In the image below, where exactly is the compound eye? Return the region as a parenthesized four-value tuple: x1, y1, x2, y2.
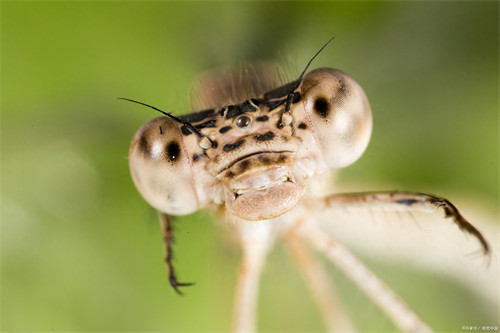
(302, 68, 372, 168)
(235, 115, 252, 129)
(129, 117, 199, 215)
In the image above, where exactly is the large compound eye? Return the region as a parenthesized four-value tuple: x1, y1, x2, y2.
(129, 117, 199, 215)
(301, 68, 372, 168)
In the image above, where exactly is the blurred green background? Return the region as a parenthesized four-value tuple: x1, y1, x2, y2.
(1, 1, 498, 332)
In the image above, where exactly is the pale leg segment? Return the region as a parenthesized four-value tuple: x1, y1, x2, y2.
(302, 221, 433, 333)
(232, 221, 274, 333)
(284, 230, 357, 332)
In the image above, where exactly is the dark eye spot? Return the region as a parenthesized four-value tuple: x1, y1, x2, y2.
(166, 141, 180, 163)
(298, 122, 307, 129)
(236, 115, 251, 128)
(314, 97, 330, 119)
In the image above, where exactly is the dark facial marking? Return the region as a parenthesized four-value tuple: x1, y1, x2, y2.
(267, 99, 285, 111)
(192, 154, 201, 162)
(225, 105, 240, 119)
(256, 115, 269, 122)
(255, 131, 275, 141)
(241, 100, 257, 113)
(239, 159, 251, 172)
(166, 141, 181, 163)
(292, 92, 301, 103)
(314, 97, 330, 119)
(263, 81, 296, 100)
(225, 100, 257, 119)
(298, 122, 307, 129)
(159, 126, 163, 135)
(223, 139, 245, 152)
(250, 98, 262, 105)
(258, 155, 270, 163)
(179, 108, 215, 123)
(219, 126, 232, 133)
(194, 119, 217, 129)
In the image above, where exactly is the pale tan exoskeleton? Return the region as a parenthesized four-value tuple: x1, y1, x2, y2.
(122, 40, 490, 333)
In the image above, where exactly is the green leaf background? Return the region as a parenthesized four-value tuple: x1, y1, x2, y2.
(2, 1, 498, 332)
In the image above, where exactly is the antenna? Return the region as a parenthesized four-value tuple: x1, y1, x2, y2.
(118, 97, 215, 147)
(284, 37, 334, 113)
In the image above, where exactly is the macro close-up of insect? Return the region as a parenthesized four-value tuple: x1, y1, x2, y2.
(2, 2, 498, 333)
(122, 40, 491, 333)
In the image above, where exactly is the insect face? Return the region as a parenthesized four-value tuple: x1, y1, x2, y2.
(128, 67, 372, 221)
(203, 102, 307, 221)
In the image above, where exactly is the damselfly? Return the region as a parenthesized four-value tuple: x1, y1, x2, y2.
(122, 39, 490, 333)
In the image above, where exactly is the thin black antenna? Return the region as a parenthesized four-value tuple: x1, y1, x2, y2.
(284, 37, 334, 113)
(118, 97, 208, 141)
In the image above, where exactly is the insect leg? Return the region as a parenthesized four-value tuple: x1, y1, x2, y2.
(232, 221, 273, 333)
(159, 213, 194, 295)
(318, 191, 490, 257)
(301, 221, 433, 333)
(284, 229, 357, 332)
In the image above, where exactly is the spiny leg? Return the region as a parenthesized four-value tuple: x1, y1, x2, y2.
(284, 229, 357, 333)
(159, 213, 194, 295)
(302, 221, 433, 333)
(232, 221, 273, 333)
(318, 191, 490, 257)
